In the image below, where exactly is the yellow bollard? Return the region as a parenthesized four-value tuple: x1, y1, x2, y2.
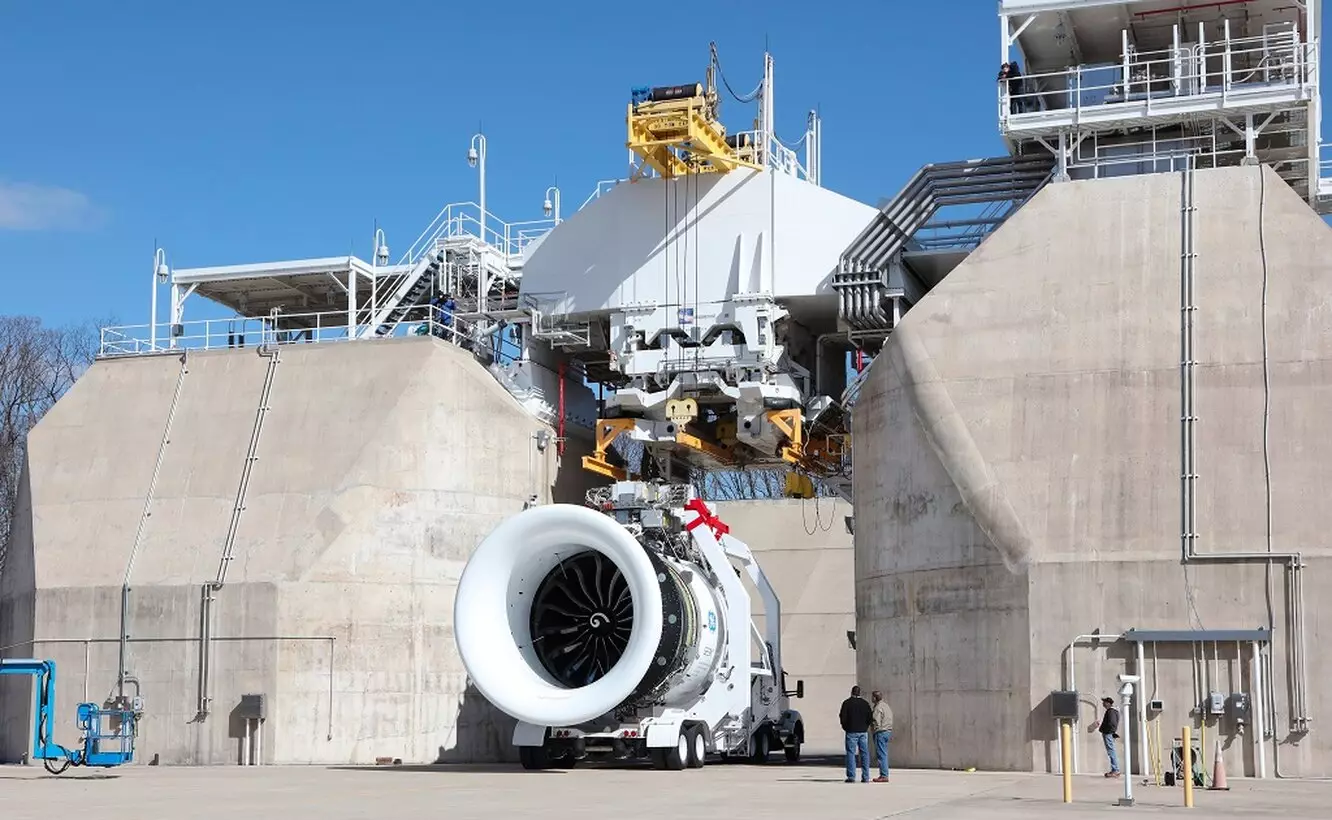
(1182, 726, 1194, 808)
(1060, 720, 1073, 803)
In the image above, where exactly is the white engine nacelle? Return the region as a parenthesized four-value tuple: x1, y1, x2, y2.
(453, 502, 727, 728)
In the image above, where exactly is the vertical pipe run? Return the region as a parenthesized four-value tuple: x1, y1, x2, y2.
(1121, 686, 1135, 805)
(347, 269, 357, 338)
(120, 352, 189, 697)
(1252, 641, 1266, 777)
(557, 360, 567, 457)
(1137, 640, 1149, 777)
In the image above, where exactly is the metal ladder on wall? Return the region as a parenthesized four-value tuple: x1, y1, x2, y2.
(196, 331, 280, 720)
(215, 339, 280, 584)
(117, 350, 191, 696)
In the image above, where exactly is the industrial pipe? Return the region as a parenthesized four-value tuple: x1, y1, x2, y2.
(1, 634, 336, 741)
(119, 352, 189, 697)
(1063, 632, 1123, 775)
(1177, 160, 1312, 740)
(558, 360, 567, 456)
(1136, 640, 1148, 779)
(1252, 640, 1266, 778)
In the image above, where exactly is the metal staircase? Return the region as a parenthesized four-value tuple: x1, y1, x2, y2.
(834, 154, 1055, 333)
(364, 252, 442, 337)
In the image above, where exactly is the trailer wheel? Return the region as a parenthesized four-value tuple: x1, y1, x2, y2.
(654, 730, 687, 770)
(784, 738, 802, 763)
(519, 745, 550, 770)
(750, 728, 770, 764)
(686, 725, 706, 769)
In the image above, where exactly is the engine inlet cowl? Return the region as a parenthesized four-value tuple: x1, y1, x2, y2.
(453, 504, 665, 726)
(454, 503, 726, 728)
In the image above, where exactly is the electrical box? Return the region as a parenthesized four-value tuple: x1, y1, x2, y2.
(1051, 690, 1080, 719)
(1228, 692, 1250, 719)
(1148, 699, 1164, 713)
(1207, 691, 1225, 716)
(238, 693, 267, 721)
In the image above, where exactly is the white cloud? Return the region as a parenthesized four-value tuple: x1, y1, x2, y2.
(0, 180, 100, 231)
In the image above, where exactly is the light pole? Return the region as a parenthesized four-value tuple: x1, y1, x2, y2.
(373, 228, 389, 266)
(151, 247, 169, 350)
(543, 185, 562, 225)
(467, 132, 487, 311)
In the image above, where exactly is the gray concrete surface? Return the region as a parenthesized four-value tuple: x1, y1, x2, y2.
(854, 165, 1332, 776)
(717, 498, 856, 753)
(0, 336, 598, 766)
(2, 762, 1330, 819)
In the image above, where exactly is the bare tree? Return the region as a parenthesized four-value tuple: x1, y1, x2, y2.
(608, 434, 819, 502)
(0, 315, 98, 554)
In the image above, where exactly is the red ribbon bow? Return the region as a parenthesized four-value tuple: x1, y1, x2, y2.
(683, 497, 730, 540)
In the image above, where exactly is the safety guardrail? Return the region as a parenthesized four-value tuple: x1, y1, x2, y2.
(98, 305, 501, 359)
(1000, 30, 1313, 125)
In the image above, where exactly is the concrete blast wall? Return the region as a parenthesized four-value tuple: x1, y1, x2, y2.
(716, 498, 855, 754)
(854, 165, 1332, 776)
(0, 337, 597, 765)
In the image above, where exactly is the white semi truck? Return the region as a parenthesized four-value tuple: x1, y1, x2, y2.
(453, 481, 806, 770)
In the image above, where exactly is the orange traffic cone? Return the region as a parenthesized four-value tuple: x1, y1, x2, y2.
(1208, 739, 1229, 791)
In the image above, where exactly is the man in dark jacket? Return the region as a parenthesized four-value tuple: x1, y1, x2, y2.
(1099, 696, 1121, 777)
(839, 685, 874, 783)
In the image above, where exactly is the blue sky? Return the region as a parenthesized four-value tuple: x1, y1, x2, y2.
(1, 1, 1326, 329)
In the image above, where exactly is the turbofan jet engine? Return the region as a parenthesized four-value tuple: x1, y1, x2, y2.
(453, 497, 726, 728)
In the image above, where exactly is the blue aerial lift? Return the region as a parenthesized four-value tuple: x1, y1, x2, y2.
(0, 659, 137, 774)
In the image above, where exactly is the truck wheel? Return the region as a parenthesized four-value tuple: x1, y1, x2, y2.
(784, 738, 802, 763)
(686, 725, 706, 769)
(519, 745, 549, 770)
(659, 731, 687, 770)
(750, 729, 770, 764)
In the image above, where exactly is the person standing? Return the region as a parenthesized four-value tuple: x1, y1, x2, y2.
(839, 685, 873, 783)
(870, 690, 893, 783)
(1099, 696, 1121, 777)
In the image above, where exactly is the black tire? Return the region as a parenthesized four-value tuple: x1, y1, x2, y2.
(661, 730, 687, 770)
(686, 725, 706, 769)
(652, 729, 687, 772)
(784, 738, 802, 763)
(750, 728, 770, 764)
(519, 745, 549, 770)
(550, 750, 577, 769)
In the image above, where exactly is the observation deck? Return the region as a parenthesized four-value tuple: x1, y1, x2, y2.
(999, 0, 1327, 212)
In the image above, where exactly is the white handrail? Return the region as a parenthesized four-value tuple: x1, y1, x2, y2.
(1000, 30, 1307, 123)
(98, 306, 517, 359)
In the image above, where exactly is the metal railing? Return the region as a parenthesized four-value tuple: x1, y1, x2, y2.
(399, 201, 555, 268)
(98, 305, 497, 359)
(579, 179, 628, 210)
(1001, 30, 1313, 125)
(1320, 143, 1332, 188)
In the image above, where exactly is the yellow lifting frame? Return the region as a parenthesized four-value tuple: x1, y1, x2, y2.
(582, 418, 637, 481)
(674, 429, 736, 466)
(766, 409, 805, 465)
(626, 98, 760, 179)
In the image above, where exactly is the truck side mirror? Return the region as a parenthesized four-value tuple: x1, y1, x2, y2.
(796, 679, 805, 699)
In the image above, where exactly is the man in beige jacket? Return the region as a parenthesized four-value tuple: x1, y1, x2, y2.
(870, 690, 893, 782)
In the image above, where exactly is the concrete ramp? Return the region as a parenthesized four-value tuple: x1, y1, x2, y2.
(0, 336, 595, 765)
